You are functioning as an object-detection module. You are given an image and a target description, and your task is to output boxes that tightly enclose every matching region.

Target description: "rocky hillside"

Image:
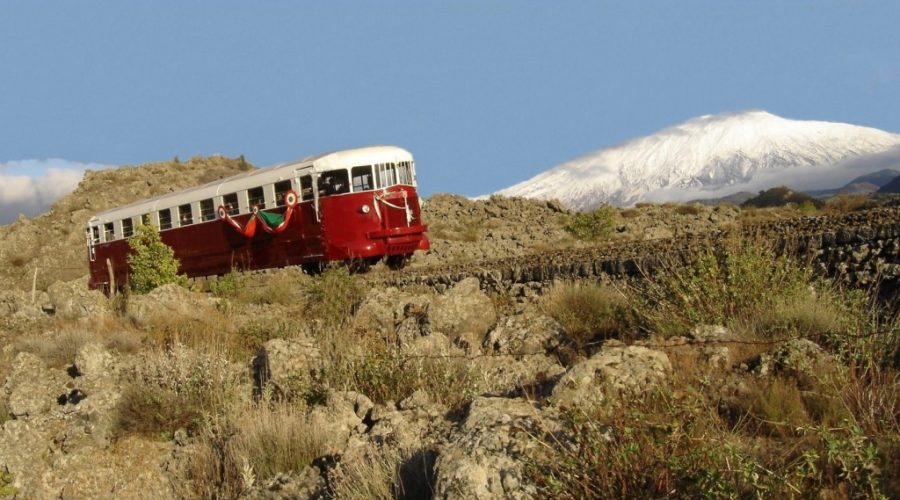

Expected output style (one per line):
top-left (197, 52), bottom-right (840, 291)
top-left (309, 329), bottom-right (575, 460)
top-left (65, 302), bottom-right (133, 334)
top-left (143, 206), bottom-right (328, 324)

top-left (0, 158), bottom-right (897, 497)
top-left (0, 238), bottom-right (895, 497)
top-left (0, 156), bottom-right (253, 291)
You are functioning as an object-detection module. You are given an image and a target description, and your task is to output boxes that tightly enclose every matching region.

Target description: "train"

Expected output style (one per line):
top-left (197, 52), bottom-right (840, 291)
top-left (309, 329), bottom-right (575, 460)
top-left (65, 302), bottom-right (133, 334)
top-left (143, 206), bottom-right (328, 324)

top-left (85, 146), bottom-right (430, 290)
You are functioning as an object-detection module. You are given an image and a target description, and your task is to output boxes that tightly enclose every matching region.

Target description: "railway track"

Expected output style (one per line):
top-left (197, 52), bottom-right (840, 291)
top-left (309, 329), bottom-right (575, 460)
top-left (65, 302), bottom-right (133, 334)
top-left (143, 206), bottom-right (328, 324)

top-left (371, 205), bottom-right (900, 294)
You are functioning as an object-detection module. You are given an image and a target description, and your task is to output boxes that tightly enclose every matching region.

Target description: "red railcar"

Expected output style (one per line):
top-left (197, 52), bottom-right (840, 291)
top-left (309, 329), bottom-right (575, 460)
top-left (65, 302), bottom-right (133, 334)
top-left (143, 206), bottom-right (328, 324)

top-left (85, 146), bottom-right (429, 290)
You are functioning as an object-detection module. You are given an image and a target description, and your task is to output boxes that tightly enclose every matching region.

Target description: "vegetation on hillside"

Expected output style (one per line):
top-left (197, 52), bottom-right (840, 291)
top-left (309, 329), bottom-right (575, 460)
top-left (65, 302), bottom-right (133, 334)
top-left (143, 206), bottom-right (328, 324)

top-left (742, 186), bottom-right (824, 211)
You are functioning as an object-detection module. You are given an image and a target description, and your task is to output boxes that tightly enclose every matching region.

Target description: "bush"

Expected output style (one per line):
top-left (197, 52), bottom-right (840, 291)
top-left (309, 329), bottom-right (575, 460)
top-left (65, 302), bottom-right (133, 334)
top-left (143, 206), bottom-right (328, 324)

top-left (541, 282), bottom-right (635, 353)
top-left (113, 343), bottom-right (236, 438)
top-left (127, 224), bottom-right (188, 294)
top-left (563, 206), bottom-right (616, 241)
top-left (526, 389), bottom-right (890, 498)
top-left (632, 238), bottom-right (823, 337)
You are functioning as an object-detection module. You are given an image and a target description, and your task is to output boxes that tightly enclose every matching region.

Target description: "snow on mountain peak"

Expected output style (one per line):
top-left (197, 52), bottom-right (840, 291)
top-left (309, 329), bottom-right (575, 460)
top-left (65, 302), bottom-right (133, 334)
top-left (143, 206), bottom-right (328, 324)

top-left (494, 111), bottom-right (900, 209)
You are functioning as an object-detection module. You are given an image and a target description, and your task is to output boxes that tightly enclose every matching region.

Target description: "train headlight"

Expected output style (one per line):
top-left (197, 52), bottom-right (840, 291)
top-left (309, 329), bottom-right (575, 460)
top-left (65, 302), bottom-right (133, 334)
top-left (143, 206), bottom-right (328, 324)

top-left (360, 204), bottom-right (370, 214)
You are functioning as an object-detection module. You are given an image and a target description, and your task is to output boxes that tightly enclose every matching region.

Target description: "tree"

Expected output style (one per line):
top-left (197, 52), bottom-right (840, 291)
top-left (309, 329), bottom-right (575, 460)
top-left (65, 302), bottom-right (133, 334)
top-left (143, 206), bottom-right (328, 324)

top-left (127, 224), bottom-right (188, 293)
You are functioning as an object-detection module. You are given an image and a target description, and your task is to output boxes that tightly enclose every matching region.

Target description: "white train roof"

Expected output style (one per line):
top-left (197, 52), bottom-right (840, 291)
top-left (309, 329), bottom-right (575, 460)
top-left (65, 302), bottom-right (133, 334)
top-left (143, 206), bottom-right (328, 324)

top-left (88, 145), bottom-right (413, 225)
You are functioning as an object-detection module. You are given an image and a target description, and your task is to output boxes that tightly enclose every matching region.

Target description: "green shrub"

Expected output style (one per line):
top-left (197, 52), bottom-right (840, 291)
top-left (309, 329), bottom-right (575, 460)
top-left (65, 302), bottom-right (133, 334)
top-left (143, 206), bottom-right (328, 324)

top-left (563, 206), bottom-right (615, 241)
top-left (127, 224), bottom-right (188, 294)
top-left (633, 238), bottom-right (820, 337)
top-left (210, 270), bottom-right (245, 298)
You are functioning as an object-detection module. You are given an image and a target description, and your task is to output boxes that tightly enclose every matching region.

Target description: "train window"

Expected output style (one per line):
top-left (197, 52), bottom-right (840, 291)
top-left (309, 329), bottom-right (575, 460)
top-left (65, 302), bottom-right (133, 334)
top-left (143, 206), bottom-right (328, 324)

top-left (158, 209), bottom-right (173, 230)
top-left (351, 166), bottom-right (374, 192)
top-left (300, 176), bottom-right (313, 201)
top-left (397, 162), bottom-right (411, 184)
top-left (91, 226), bottom-right (100, 244)
top-left (248, 187), bottom-right (265, 209)
top-left (223, 193), bottom-right (239, 215)
top-left (179, 204), bottom-right (193, 226)
top-left (274, 180), bottom-right (292, 206)
top-left (377, 163), bottom-right (398, 187)
top-left (200, 199), bottom-right (216, 221)
top-left (318, 170), bottom-right (350, 197)
top-left (141, 214), bottom-right (150, 226)
top-left (122, 218), bottom-right (134, 238)
top-left (104, 222), bottom-right (114, 241)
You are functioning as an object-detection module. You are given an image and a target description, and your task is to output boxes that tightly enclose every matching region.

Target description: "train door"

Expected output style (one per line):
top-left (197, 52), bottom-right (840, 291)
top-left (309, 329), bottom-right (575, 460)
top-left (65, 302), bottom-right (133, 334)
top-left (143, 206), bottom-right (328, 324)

top-left (295, 170), bottom-right (324, 258)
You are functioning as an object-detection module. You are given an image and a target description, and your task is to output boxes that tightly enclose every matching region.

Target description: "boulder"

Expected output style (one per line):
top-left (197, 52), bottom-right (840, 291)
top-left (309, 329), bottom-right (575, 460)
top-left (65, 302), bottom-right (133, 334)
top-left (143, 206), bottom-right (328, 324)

top-left (773, 338), bottom-right (834, 376)
top-left (36, 436), bottom-right (176, 499)
top-left (475, 312), bottom-right (568, 395)
top-left (3, 352), bottom-right (68, 418)
top-left (307, 391), bottom-right (369, 455)
top-left (434, 397), bottom-right (559, 500)
top-left (47, 276), bottom-right (108, 319)
top-left (550, 345), bottom-right (672, 409)
top-left (689, 324), bottom-right (737, 371)
top-left (239, 467), bottom-right (325, 500)
top-left (484, 312), bottom-right (565, 355)
top-left (429, 278), bottom-right (496, 352)
top-left (127, 283), bottom-right (216, 326)
top-left (253, 336), bottom-right (321, 399)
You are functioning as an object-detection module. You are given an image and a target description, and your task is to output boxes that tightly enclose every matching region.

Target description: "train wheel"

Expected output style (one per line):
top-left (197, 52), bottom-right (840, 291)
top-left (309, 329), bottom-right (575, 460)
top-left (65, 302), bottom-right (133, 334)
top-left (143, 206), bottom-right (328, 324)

top-left (386, 253), bottom-right (412, 270)
top-left (348, 257), bottom-right (379, 273)
top-left (301, 261), bottom-right (323, 275)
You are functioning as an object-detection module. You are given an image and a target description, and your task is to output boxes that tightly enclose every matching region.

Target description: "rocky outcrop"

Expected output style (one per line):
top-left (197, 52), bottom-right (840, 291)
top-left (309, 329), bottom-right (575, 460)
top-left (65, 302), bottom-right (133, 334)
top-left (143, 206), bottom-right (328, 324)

top-left (240, 467), bottom-right (325, 500)
top-left (550, 345), bottom-right (672, 409)
top-left (433, 397), bottom-right (559, 500)
top-left (47, 276), bottom-right (108, 319)
top-left (475, 312), bottom-right (567, 395)
top-left (127, 283), bottom-right (218, 326)
top-left (253, 335), bottom-right (322, 399)
top-left (429, 278), bottom-right (496, 352)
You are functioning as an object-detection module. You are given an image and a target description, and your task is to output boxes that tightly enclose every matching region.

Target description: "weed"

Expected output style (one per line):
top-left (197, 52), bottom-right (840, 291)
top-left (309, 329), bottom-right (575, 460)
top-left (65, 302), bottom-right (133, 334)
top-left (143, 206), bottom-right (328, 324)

top-left (113, 343), bottom-right (238, 438)
top-left (631, 237), bottom-right (834, 338)
top-left (540, 282), bottom-right (635, 354)
top-left (210, 270), bottom-right (245, 298)
top-left (330, 445), bottom-right (437, 500)
top-left (526, 387), bottom-right (891, 498)
top-left (563, 206), bottom-right (616, 241)
top-left (303, 266), bottom-right (364, 328)
top-left (190, 400), bottom-right (330, 498)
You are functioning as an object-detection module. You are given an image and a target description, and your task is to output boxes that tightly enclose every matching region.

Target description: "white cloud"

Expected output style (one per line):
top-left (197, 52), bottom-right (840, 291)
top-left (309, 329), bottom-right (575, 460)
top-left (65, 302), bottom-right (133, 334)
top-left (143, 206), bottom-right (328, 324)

top-left (0, 159), bottom-right (112, 224)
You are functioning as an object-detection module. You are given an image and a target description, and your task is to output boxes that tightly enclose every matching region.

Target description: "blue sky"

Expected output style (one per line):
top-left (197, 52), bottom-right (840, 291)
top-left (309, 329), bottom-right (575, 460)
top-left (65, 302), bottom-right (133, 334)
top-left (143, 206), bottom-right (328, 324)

top-left (1, 1), bottom-right (899, 222)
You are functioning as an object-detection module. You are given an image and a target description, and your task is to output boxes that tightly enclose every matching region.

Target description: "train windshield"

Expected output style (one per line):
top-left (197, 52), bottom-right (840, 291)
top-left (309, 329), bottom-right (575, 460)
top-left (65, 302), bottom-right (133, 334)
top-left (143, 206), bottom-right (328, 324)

top-left (375, 162), bottom-right (413, 188)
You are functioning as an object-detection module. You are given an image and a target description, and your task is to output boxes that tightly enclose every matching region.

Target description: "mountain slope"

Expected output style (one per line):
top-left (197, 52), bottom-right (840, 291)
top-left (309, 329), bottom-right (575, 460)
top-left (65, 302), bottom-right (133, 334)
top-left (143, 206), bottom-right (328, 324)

top-left (878, 174), bottom-right (900, 194)
top-left (0, 156), bottom-right (254, 291)
top-left (494, 111), bottom-right (900, 210)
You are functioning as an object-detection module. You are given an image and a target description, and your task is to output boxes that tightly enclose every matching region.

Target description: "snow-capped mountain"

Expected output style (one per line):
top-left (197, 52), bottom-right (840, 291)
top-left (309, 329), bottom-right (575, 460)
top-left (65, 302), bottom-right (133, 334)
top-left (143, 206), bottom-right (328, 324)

top-left (494, 111), bottom-right (900, 209)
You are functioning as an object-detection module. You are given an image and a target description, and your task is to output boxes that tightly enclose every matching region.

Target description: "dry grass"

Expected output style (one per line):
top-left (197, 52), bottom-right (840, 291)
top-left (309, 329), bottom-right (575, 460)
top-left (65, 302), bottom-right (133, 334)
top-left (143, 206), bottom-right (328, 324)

top-left (112, 343), bottom-right (239, 438)
top-left (627, 237), bottom-right (864, 339)
top-left (823, 194), bottom-right (872, 215)
top-left (190, 400), bottom-right (332, 498)
top-left (673, 203), bottom-right (704, 216)
top-left (317, 327), bottom-right (481, 412)
top-left (540, 281), bottom-right (636, 355)
top-left (14, 318), bottom-right (142, 368)
top-left (329, 445), bottom-right (437, 500)
top-left (527, 380), bottom-right (892, 498)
